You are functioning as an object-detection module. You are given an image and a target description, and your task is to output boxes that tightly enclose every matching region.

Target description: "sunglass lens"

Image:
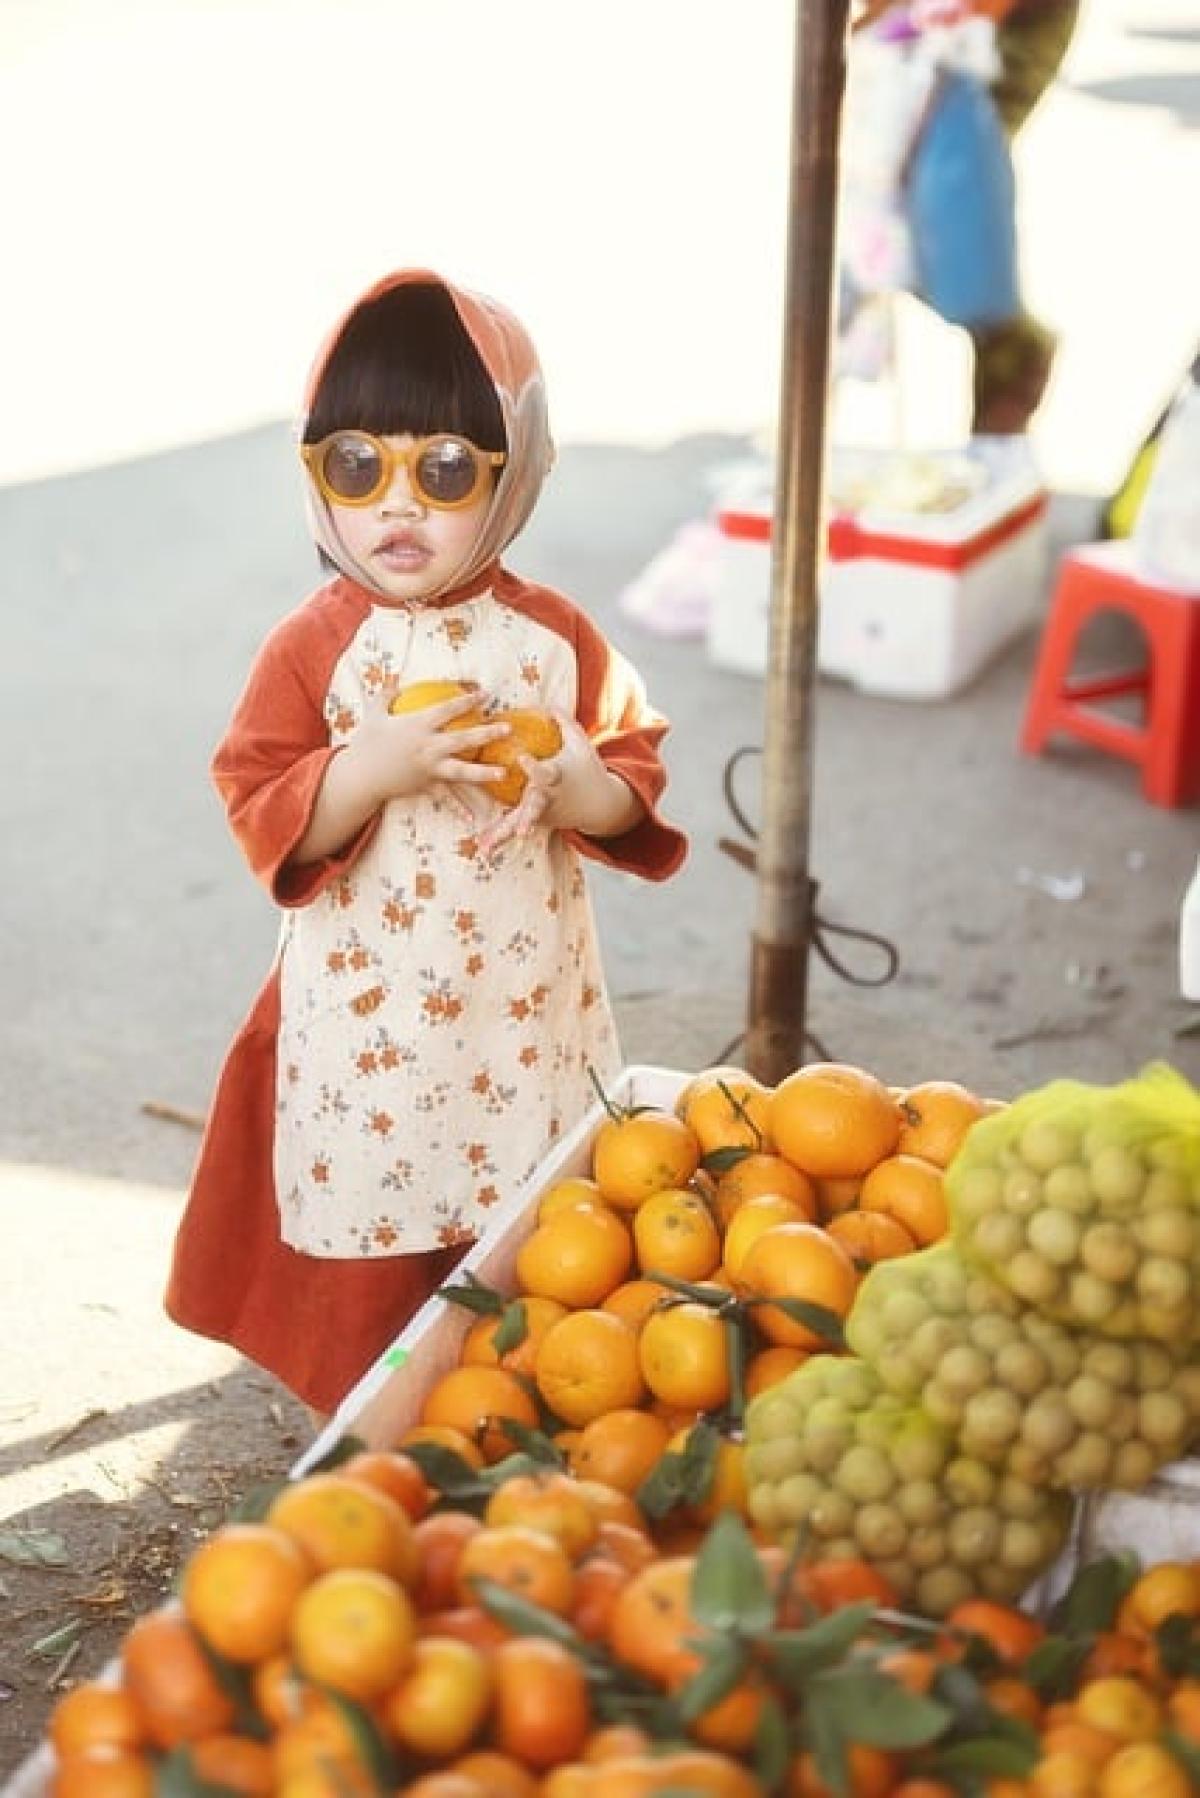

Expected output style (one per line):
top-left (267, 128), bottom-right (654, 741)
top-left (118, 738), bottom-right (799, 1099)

top-left (415, 438), bottom-right (481, 507)
top-left (322, 433), bottom-right (384, 501)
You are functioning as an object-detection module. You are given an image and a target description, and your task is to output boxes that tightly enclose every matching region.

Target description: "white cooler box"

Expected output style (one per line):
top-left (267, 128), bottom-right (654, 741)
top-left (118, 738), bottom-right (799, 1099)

top-left (708, 445), bottom-right (1049, 698)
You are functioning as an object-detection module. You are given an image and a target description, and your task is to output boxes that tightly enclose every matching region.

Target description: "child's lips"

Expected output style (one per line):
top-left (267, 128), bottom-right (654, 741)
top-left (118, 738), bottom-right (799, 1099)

top-left (376, 532), bottom-right (431, 572)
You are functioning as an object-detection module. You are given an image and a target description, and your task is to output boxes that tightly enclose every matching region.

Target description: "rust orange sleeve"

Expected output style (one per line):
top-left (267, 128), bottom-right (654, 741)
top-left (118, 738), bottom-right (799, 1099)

top-left (211, 584), bottom-right (379, 908)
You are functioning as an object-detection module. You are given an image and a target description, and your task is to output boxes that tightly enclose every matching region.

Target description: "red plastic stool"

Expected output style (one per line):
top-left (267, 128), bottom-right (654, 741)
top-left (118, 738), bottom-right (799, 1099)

top-left (1020, 539), bottom-right (1200, 807)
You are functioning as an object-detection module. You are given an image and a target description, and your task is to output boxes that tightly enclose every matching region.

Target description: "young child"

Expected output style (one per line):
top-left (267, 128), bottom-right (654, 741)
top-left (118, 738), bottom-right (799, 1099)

top-left (165, 269), bottom-right (687, 1414)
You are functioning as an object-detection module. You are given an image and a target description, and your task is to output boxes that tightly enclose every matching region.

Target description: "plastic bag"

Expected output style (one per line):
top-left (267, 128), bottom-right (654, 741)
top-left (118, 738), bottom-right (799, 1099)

top-left (947, 1063), bottom-right (1200, 1344)
top-left (744, 1354), bottom-right (1070, 1615)
top-left (848, 1242), bottom-right (1200, 1490)
top-left (1130, 378), bottom-right (1200, 590)
top-left (905, 70), bottom-right (1019, 328)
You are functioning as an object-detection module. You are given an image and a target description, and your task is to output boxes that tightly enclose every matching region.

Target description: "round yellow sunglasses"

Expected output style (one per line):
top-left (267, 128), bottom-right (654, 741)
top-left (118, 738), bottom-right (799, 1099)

top-left (302, 430), bottom-right (506, 511)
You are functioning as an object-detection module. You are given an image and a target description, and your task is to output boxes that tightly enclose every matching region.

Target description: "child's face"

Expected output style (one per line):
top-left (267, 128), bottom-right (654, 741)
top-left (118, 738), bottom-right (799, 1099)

top-left (327, 433), bottom-right (495, 603)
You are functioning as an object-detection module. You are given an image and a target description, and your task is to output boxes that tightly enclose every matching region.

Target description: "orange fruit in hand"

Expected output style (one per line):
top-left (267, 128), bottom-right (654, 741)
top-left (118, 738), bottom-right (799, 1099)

top-left (713, 1152), bottom-right (817, 1230)
top-left (591, 1108), bottom-right (701, 1210)
top-left (769, 1061), bottom-right (900, 1179)
top-left (484, 1470), bottom-right (601, 1559)
top-left (857, 1154), bottom-right (948, 1247)
top-left (896, 1080), bottom-right (987, 1168)
top-left (382, 1635), bottom-right (493, 1760)
top-left (418, 1365), bottom-right (542, 1464)
top-left (516, 1206), bottom-right (633, 1308)
top-left (289, 1567), bottom-right (416, 1703)
top-left (459, 1295), bottom-right (569, 1379)
top-left (638, 1301), bottom-right (731, 1411)
top-left (267, 1473), bottom-right (416, 1583)
top-left (118, 1607), bottom-right (236, 1749)
top-left (491, 1636), bottom-right (592, 1770)
top-left (632, 1188), bottom-right (721, 1283)
top-left (680, 1070), bottom-right (774, 1156)
top-left (48, 1686), bottom-right (146, 1759)
top-left (476, 708), bottom-right (563, 806)
top-left (181, 1521), bottom-right (312, 1662)
top-left (533, 1308), bottom-right (646, 1426)
top-left (737, 1222), bottom-right (859, 1348)
top-left (567, 1409), bottom-right (671, 1494)
top-left (826, 1207), bottom-right (918, 1266)
top-left (387, 679), bottom-right (488, 751)
top-left (456, 1524), bottom-right (576, 1616)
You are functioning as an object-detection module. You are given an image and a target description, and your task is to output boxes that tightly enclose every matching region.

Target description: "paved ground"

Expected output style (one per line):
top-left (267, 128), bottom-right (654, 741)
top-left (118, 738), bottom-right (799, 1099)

top-left (1, 0), bottom-right (1199, 1776)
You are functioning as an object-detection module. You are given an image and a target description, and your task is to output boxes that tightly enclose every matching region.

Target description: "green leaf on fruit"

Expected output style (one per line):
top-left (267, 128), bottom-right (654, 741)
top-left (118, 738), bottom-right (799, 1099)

top-left (490, 1297), bottom-right (530, 1356)
top-left (321, 1687), bottom-right (398, 1787)
top-left (637, 1419), bottom-right (721, 1518)
top-left (1024, 1633), bottom-right (1092, 1698)
top-left (814, 1667), bottom-right (951, 1748)
top-left (494, 1418), bottom-right (566, 1465)
top-left (672, 1635), bottom-right (751, 1723)
top-left (437, 1270), bottom-right (507, 1316)
top-left (691, 1511), bottom-right (774, 1634)
top-left (754, 1692), bottom-right (794, 1790)
top-left (1156, 1612), bottom-right (1200, 1678)
top-left (702, 1146), bottom-right (752, 1175)
top-left (931, 1730), bottom-right (1039, 1778)
top-left (767, 1604), bottom-right (877, 1684)
top-left (1048, 1549), bottom-right (1140, 1635)
top-left (744, 1295), bottom-right (846, 1350)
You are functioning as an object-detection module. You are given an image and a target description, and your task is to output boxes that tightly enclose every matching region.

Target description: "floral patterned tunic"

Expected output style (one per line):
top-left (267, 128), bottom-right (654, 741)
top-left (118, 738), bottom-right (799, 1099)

top-left (165, 563), bottom-right (686, 1400)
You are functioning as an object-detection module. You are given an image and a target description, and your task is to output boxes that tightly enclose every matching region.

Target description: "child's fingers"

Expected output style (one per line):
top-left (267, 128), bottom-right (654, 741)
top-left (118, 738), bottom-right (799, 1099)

top-left (450, 720), bottom-right (512, 754)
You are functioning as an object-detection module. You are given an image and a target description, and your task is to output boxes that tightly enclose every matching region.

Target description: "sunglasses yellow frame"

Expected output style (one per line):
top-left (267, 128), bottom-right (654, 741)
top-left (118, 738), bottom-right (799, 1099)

top-left (302, 430), bottom-right (507, 511)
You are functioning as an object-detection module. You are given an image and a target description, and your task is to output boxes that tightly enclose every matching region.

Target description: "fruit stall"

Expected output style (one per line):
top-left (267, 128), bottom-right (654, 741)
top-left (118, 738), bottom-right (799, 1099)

top-left (16, 1057), bottom-right (1200, 1798)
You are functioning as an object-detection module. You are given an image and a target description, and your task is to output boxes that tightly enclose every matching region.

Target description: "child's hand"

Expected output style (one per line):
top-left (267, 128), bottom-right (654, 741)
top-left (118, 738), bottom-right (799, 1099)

top-left (349, 691), bottom-right (510, 820)
top-left (474, 712), bottom-right (643, 856)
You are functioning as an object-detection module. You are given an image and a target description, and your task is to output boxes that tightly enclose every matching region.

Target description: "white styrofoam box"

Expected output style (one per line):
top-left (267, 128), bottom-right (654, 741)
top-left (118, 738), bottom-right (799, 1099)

top-left (292, 1065), bottom-right (689, 1476)
top-left (707, 441), bottom-right (1049, 698)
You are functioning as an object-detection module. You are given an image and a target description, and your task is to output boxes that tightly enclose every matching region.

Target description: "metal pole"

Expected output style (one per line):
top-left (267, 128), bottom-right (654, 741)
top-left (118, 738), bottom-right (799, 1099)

top-left (744, 0), bottom-right (852, 1085)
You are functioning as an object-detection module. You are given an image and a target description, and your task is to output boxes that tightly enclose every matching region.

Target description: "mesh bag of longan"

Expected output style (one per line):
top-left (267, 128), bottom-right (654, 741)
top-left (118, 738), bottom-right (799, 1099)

top-left (743, 1353), bottom-right (1072, 1617)
top-left (846, 1240), bottom-right (1200, 1492)
top-left (946, 1063), bottom-right (1200, 1345)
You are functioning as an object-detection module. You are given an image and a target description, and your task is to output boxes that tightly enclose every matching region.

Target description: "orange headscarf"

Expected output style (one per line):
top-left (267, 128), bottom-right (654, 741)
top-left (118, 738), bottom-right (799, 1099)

top-left (299, 268), bottom-right (555, 602)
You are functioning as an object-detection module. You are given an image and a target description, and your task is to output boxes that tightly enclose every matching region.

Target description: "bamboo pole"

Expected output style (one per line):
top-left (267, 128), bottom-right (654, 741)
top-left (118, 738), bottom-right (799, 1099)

top-left (743, 0), bottom-right (852, 1085)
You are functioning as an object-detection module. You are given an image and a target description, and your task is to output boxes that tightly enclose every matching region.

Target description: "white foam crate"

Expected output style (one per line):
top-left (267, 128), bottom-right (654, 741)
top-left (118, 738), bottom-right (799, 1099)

top-left (708, 446), bottom-right (1049, 698)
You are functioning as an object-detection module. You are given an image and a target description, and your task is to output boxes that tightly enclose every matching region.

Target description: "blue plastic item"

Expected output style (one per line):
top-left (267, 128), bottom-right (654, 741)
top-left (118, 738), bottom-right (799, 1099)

top-left (906, 70), bottom-right (1019, 329)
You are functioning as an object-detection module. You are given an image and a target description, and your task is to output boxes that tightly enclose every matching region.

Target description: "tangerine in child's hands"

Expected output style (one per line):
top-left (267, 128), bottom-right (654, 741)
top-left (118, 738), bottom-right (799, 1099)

top-left (388, 680), bottom-right (488, 754)
top-left (476, 708), bottom-right (563, 806)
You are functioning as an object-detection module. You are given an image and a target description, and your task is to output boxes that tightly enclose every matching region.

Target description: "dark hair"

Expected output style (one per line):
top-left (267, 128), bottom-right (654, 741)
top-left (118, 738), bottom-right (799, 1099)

top-left (304, 283), bottom-right (506, 452)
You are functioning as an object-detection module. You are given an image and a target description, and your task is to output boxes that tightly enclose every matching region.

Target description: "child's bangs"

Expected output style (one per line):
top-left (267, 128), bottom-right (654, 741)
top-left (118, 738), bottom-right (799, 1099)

top-left (306, 284), bottom-right (506, 451)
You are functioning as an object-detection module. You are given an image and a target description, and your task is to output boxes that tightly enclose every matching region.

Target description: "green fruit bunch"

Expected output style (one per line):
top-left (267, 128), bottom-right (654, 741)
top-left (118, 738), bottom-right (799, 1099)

top-left (744, 1356), bottom-right (1071, 1617)
top-left (847, 1246), bottom-right (1200, 1489)
top-left (948, 1068), bottom-right (1200, 1344)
